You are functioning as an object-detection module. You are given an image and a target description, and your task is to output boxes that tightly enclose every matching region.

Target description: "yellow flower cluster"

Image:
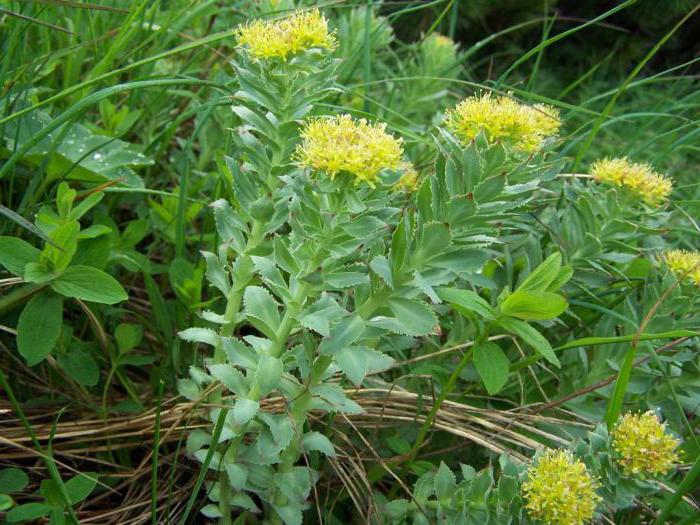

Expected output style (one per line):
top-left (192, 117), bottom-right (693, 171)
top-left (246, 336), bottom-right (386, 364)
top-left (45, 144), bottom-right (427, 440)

top-left (396, 163), bottom-right (420, 191)
top-left (295, 114), bottom-right (404, 186)
top-left (664, 249), bottom-right (700, 287)
top-left (522, 450), bottom-right (600, 525)
top-left (445, 93), bottom-right (561, 153)
top-left (236, 9), bottom-right (336, 60)
top-left (590, 157), bottom-right (673, 206)
top-left (612, 412), bottom-right (679, 476)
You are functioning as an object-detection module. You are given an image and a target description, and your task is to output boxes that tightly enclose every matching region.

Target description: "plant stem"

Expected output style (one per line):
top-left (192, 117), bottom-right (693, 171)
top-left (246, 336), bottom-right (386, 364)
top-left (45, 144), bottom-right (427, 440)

top-left (388, 329), bottom-right (489, 499)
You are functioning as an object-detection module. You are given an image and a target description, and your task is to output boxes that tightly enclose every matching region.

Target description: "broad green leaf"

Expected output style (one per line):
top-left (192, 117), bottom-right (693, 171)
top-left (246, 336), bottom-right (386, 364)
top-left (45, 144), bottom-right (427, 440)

top-left (201, 504), bottom-right (224, 518)
top-left (499, 317), bottom-right (560, 366)
top-left (500, 290), bottom-right (567, 320)
top-left (426, 248), bottom-right (490, 274)
top-left (178, 327), bottom-right (219, 347)
top-left (274, 467), bottom-right (316, 505)
top-left (334, 346), bottom-right (394, 386)
top-left (202, 251), bottom-right (230, 295)
top-left (115, 323), bottom-right (144, 353)
top-left (298, 295), bottom-right (347, 337)
top-left (56, 182), bottom-right (76, 219)
top-left (40, 220), bottom-right (79, 273)
top-left (370, 255), bottom-right (393, 287)
top-left (6, 503), bottom-right (52, 523)
top-left (209, 364), bottom-right (249, 397)
top-left (0, 494), bottom-right (12, 512)
top-left (436, 287), bottom-right (494, 319)
top-left (517, 252), bottom-right (562, 292)
top-left (255, 355), bottom-right (283, 396)
top-left (319, 314), bottom-right (365, 355)
top-left (243, 286), bottom-right (280, 340)
top-left (226, 463), bottom-right (249, 491)
top-left (548, 264), bottom-right (574, 292)
top-left (70, 191), bottom-right (104, 221)
top-left (0, 237), bottom-right (40, 276)
top-left (3, 108), bottom-right (151, 188)
top-left (233, 398), bottom-right (259, 426)
top-left (57, 347), bottom-right (99, 386)
top-left (371, 297), bottom-right (436, 336)
top-left (272, 504), bottom-right (302, 525)
top-left (301, 431), bottom-right (336, 457)
top-left (51, 265), bottom-right (127, 304)
top-left (65, 472), bottom-right (97, 504)
top-left (434, 462), bottom-right (457, 501)
top-left (414, 222), bottom-right (450, 265)
top-left (177, 378), bottom-right (200, 401)
top-left (17, 292), bottom-right (63, 366)
top-left (0, 468), bottom-right (28, 493)
top-left (473, 341), bottom-right (510, 394)
top-left (324, 271), bottom-right (369, 289)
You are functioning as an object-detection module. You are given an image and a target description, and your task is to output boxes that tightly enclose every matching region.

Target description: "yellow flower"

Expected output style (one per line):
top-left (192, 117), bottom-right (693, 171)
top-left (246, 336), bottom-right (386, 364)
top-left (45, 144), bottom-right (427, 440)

top-left (590, 157), bottom-right (672, 206)
top-left (295, 114), bottom-right (404, 186)
top-left (426, 33), bottom-right (455, 50)
top-left (237, 9), bottom-right (336, 60)
top-left (612, 412), bottom-right (680, 476)
top-left (664, 249), bottom-right (700, 287)
top-left (396, 163), bottom-right (420, 191)
top-left (445, 93), bottom-right (561, 153)
top-left (522, 449), bottom-right (600, 525)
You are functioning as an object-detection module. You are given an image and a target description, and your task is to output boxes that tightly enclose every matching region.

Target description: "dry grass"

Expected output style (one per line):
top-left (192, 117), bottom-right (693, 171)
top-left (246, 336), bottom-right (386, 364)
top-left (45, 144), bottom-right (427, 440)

top-left (0, 386), bottom-right (585, 523)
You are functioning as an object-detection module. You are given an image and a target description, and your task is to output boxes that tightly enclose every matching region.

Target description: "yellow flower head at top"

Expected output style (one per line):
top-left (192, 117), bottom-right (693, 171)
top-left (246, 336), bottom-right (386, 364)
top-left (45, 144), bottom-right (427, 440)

top-left (236, 9), bottom-right (336, 60)
top-left (295, 114), bottom-right (404, 186)
top-left (445, 93), bottom-right (561, 153)
top-left (612, 411), bottom-right (680, 477)
top-left (522, 449), bottom-right (600, 525)
top-left (590, 157), bottom-right (673, 206)
top-left (396, 163), bottom-right (420, 192)
top-left (664, 249), bottom-right (700, 287)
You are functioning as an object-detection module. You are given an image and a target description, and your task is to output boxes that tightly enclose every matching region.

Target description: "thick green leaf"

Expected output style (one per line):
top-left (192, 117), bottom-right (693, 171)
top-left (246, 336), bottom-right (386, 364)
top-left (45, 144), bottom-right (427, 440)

top-left (178, 327), bottom-right (219, 347)
top-left (301, 431), bottom-right (336, 457)
top-left (115, 323), bottom-right (144, 353)
top-left (65, 472), bottom-right (97, 504)
top-left (436, 287), bottom-right (494, 319)
top-left (414, 223), bottom-right (451, 265)
top-left (298, 295), bottom-right (347, 337)
top-left (17, 292), bottom-right (63, 366)
top-left (473, 341), bottom-right (510, 394)
top-left (499, 317), bottom-right (560, 367)
top-left (40, 220), bottom-right (79, 273)
top-left (57, 347), bottom-right (99, 386)
top-left (426, 248), bottom-right (490, 274)
top-left (209, 364), bottom-right (249, 397)
top-left (243, 286), bottom-right (280, 340)
top-left (3, 107), bottom-right (151, 188)
top-left (334, 345), bottom-right (394, 386)
top-left (177, 378), bottom-right (200, 401)
top-left (6, 503), bottom-right (52, 523)
top-left (324, 271), bottom-right (370, 289)
top-left (434, 461), bottom-right (457, 501)
top-left (500, 290), bottom-right (567, 320)
top-left (371, 297), bottom-right (436, 336)
top-left (0, 468), bottom-right (28, 493)
top-left (51, 265), bottom-right (127, 304)
top-left (517, 252), bottom-right (562, 292)
top-left (233, 398), bottom-right (259, 427)
top-left (0, 237), bottom-right (40, 276)
top-left (0, 494), bottom-right (12, 512)
top-left (319, 314), bottom-right (365, 355)
top-left (255, 356), bottom-right (283, 396)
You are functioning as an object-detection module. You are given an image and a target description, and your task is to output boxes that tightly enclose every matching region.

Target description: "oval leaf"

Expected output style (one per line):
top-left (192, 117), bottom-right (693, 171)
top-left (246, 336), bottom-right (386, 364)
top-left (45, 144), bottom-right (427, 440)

top-left (51, 265), bottom-right (127, 304)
